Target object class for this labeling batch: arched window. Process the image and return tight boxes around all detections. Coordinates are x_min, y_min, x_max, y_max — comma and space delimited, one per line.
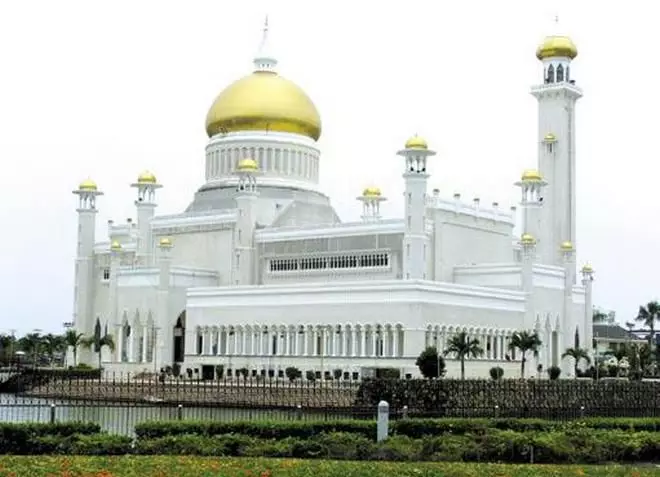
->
547, 64, 555, 83
556, 64, 564, 82
574, 327, 580, 349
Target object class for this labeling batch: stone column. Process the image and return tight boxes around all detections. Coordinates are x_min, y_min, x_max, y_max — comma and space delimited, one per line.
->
142, 326, 148, 363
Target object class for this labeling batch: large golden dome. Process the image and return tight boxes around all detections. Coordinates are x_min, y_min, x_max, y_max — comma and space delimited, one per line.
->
205, 70, 322, 141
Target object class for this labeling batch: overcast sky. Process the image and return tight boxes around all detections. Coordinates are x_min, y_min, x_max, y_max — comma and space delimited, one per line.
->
0, 0, 655, 335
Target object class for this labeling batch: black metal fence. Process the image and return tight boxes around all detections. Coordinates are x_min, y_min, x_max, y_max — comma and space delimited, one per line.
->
2, 369, 660, 436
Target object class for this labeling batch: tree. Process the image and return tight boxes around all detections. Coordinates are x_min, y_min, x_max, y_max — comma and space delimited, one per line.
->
415, 347, 446, 379
64, 330, 85, 367
18, 333, 44, 367
443, 331, 484, 379
635, 301, 660, 360
82, 333, 115, 371
42, 334, 65, 367
0, 334, 16, 366
508, 331, 542, 379
562, 347, 591, 378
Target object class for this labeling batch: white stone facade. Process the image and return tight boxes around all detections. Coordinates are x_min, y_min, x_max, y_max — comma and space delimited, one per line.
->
70, 26, 594, 380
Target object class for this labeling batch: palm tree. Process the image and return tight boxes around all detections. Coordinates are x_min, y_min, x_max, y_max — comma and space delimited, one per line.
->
562, 347, 591, 378
635, 301, 660, 360
508, 331, 542, 379
42, 334, 66, 367
443, 331, 484, 379
82, 333, 115, 371
18, 333, 44, 368
64, 330, 85, 367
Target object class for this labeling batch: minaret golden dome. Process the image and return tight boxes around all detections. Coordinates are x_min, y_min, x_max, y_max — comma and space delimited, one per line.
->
79, 179, 98, 191
560, 240, 573, 251
536, 35, 578, 60
159, 237, 173, 248
581, 263, 593, 274
137, 171, 157, 184
405, 135, 428, 150
110, 240, 122, 251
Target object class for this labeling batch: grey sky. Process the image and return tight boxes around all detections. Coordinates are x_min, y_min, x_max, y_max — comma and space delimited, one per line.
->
0, 0, 653, 334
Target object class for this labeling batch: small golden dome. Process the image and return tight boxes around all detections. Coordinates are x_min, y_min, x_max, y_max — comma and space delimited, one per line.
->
237, 158, 259, 172
205, 71, 321, 141
405, 135, 428, 150
363, 186, 382, 197
536, 35, 578, 60
79, 179, 98, 191
581, 263, 593, 274
520, 233, 536, 245
159, 237, 173, 248
137, 171, 157, 184
521, 169, 542, 181
544, 132, 556, 142
110, 240, 122, 251
560, 240, 573, 251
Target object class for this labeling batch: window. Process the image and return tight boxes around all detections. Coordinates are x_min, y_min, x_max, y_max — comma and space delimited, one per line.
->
547, 64, 555, 83
556, 64, 564, 82
269, 253, 390, 273
102, 268, 110, 280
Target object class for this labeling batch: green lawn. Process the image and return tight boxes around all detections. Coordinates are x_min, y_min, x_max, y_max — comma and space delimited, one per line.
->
0, 456, 657, 477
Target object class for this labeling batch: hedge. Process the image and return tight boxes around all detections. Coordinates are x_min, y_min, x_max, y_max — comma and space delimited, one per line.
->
355, 378, 660, 416
135, 417, 660, 440
0, 422, 101, 454
18, 429, 660, 463
0, 457, 656, 477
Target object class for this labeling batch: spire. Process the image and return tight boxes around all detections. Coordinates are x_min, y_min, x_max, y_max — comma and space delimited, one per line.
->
253, 15, 277, 72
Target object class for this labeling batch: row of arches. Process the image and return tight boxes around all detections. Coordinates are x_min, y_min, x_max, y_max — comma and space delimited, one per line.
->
195, 323, 406, 359
116, 310, 157, 364
544, 63, 571, 84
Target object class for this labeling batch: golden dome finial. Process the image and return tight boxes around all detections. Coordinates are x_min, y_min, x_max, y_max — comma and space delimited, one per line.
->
159, 237, 173, 248
581, 263, 593, 274
137, 171, 157, 184
237, 158, 259, 172
362, 186, 382, 198
79, 178, 98, 192
560, 240, 573, 252
405, 135, 428, 150
520, 233, 536, 246
110, 240, 122, 252
521, 169, 542, 182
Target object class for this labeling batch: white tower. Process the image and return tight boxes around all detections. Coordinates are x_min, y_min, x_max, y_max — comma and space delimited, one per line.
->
131, 171, 162, 267
232, 158, 260, 285
357, 187, 387, 222
397, 135, 435, 280
520, 233, 537, 331
581, 263, 595, 359
72, 179, 103, 358
514, 169, 547, 246
156, 237, 173, 368
531, 21, 582, 268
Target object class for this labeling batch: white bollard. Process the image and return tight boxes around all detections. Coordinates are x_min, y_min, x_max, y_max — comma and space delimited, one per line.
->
377, 400, 389, 442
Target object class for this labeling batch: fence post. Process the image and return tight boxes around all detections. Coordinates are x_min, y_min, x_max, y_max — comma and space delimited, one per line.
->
177, 404, 183, 421
296, 404, 303, 420
49, 403, 56, 424
402, 405, 408, 419
580, 405, 585, 418
377, 400, 389, 442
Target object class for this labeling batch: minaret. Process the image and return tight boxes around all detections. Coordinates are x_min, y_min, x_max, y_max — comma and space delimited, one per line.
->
232, 158, 259, 285
581, 263, 594, 359
515, 169, 547, 249
531, 19, 582, 268
357, 187, 387, 222
131, 171, 162, 267
156, 237, 173, 368
560, 240, 576, 374
109, 240, 122, 363
72, 179, 103, 353
520, 233, 537, 331
397, 135, 435, 280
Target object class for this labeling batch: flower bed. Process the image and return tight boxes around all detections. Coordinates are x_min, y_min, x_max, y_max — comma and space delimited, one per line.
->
0, 456, 656, 477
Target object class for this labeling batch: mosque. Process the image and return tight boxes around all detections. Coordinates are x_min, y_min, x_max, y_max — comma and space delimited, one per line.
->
71, 20, 595, 379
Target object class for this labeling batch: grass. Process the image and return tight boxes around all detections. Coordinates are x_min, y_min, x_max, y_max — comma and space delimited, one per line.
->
0, 456, 657, 477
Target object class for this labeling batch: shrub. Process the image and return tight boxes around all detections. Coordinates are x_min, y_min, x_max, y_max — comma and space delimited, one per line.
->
489, 367, 504, 380
305, 370, 316, 381
285, 367, 302, 382
0, 422, 102, 454
547, 366, 561, 380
